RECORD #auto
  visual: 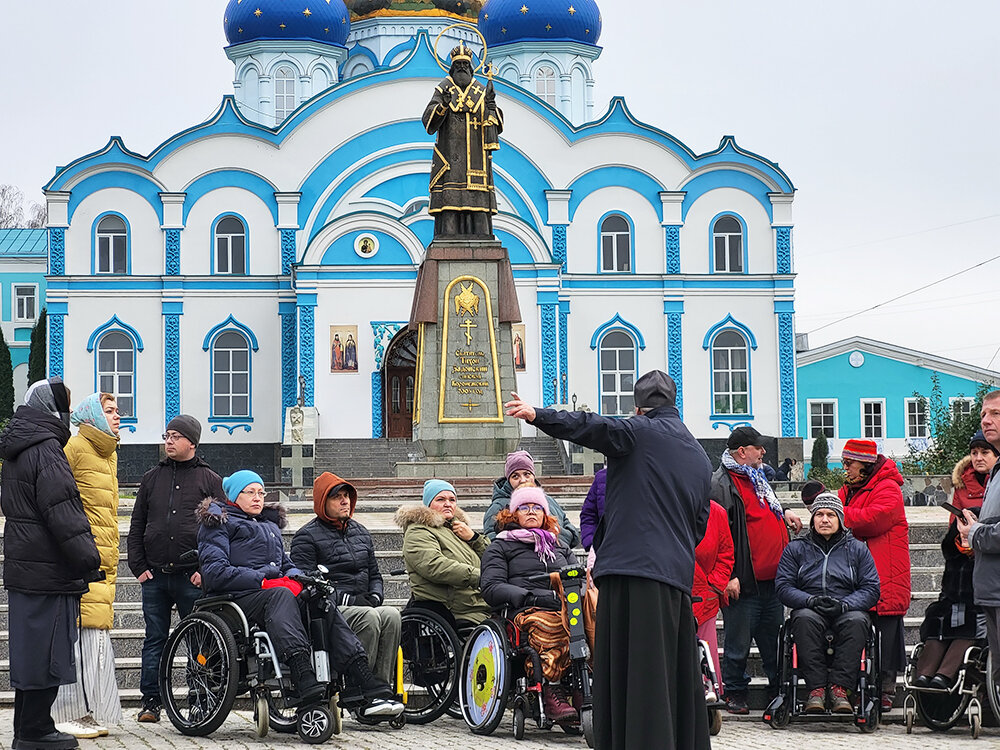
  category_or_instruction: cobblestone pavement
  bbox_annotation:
[1,711,994,750]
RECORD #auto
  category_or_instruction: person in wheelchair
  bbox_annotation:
[395,479,491,631]
[774,493,880,714]
[196,470,402,719]
[479,486,580,725]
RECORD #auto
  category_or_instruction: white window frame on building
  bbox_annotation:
[96,331,135,418]
[13,284,38,322]
[96,215,127,274]
[215,215,248,274]
[950,396,975,419]
[711,330,750,416]
[212,331,251,418]
[807,399,838,439]
[860,398,885,439]
[274,66,297,121]
[905,397,929,439]
[599,330,637,417]
[535,65,557,106]
[600,214,631,272]
[712,215,744,273]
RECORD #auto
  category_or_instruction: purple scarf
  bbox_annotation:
[496,527,558,562]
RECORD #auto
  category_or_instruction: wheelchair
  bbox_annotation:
[763,613,881,732]
[698,635,725,736]
[901,639,998,738]
[458,565,594,747]
[158,568,404,743]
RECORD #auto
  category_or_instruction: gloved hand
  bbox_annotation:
[361,592,383,607]
[523,591,561,611]
[261,576,303,596]
[259,563,282,580]
[813,596,847,619]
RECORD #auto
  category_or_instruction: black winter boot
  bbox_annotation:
[286,652,326,706]
[345,654,393,701]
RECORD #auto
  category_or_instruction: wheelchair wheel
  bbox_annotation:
[399,608,462,724]
[267,689,299,734]
[987,650,1000,726]
[329,693,343,735]
[858,698,879,733]
[159,611,240,736]
[253,694,269,737]
[297,704,335,744]
[513,704,525,740]
[915,688,970,731]
[581,707,594,748]
[460,620,511,736]
[709,707,723,736]
[970,698,982,739]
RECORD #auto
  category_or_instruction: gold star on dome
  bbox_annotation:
[279,22,287,29]
[501,27,507,34]
[568,5,576,14]
[237,0,242,4]
[254,8,262,17]
[238,27,243,33]
[545,23,552,30]
[324,27,329,33]
[484,13,489,20]
[341,16,346,23]
[303,8,312,17]
[520,5,529,13]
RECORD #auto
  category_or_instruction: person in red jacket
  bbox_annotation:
[838,438,911,711]
[692,500,734,698]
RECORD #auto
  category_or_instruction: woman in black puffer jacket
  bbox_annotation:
[1,378,102,750]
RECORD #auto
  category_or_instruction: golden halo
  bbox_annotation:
[433,22,488,74]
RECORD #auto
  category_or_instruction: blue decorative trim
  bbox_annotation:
[596,211,636,274]
[164,313,180,424]
[119,423,137,433]
[702,314,758,350]
[667,310,684,418]
[210,423,253,434]
[209,213,250,275]
[67,171,164,224]
[49,313,65,378]
[665,225,680,274]
[201,314,260,351]
[552,225,567,271]
[91,212,132,275]
[569,169,664,222]
[777,311,796,437]
[300,305,315,407]
[382,37,417,67]
[371,321,406,436]
[590,313,646,350]
[776,226,792,274]
[682,170,775,223]
[87,315,145,352]
[182,171,279,225]
[371,321,406,372]
[165,229,181,275]
[540,303,558,407]
[711,419,754,431]
[371,371,384,439]
[558,300,569,404]
[281,229,296,275]
[49,228,65,275]
[281,311,297,429]
[708,212,748,275]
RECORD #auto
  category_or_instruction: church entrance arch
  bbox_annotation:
[383,327,418,439]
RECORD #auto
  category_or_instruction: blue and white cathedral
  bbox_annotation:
[41,0,798,472]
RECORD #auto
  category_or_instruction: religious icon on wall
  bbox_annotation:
[330,325,359,372]
[512,323,526,372]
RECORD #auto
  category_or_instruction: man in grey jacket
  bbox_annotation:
[958,391,1000,689]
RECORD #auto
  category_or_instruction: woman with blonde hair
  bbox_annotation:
[52,393,123,737]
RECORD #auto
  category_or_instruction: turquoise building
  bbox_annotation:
[0,229,47,405]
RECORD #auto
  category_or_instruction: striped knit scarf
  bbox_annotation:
[721,449,785,522]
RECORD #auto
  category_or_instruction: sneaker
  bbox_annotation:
[830,685,852,714]
[137,697,161,723]
[77,716,108,738]
[359,698,404,718]
[804,687,826,714]
[51,722,98,741]
[724,693,749,715]
[880,692,894,712]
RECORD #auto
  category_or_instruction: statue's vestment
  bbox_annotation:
[422,75,503,215]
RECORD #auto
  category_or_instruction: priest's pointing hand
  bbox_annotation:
[505,392,535,423]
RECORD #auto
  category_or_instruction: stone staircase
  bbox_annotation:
[0,479,951,710]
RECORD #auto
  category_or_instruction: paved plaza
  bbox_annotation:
[1,711,992,750]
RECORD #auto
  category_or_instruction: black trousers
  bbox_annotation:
[234,588,311,661]
[593,576,709,750]
[790,608,870,690]
[14,687,59,740]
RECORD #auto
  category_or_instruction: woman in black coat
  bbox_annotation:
[1,378,102,750]
[479,486,578,725]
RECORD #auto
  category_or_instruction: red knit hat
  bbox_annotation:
[842,439,878,463]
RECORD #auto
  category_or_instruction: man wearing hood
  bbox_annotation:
[2,378,103,750]
[291,472,401,688]
[774,493,880,714]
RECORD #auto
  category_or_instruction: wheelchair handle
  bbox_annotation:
[526,565,587,585]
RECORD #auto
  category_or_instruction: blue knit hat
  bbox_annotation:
[223,470,265,502]
[422,479,456,507]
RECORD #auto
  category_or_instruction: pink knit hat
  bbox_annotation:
[509,486,549,516]
[504,450,535,479]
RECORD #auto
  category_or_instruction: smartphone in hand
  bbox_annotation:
[940,502,972,520]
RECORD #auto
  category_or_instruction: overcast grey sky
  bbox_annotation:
[2,1,997,367]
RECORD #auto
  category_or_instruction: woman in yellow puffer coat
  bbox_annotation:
[52,393,123,736]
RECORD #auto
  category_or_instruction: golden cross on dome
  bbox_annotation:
[303,8,312,17]
[254,8,262,17]
[520,5,529,13]
[568,5,576,14]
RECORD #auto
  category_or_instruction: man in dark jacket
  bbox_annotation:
[291,472,401,687]
[2,378,102,750]
[506,370,712,750]
[709,425,802,714]
[774,493,880,713]
[126,415,225,722]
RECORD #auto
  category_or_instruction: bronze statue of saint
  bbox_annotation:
[422,42,503,240]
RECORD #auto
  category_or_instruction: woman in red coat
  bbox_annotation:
[838,438,911,711]
[692,500,734,698]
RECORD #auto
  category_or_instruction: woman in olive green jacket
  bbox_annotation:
[394,480,490,628]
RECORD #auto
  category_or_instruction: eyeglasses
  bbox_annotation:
[162,432,187,443]
[240,489,268,499]
[516,504,544,513]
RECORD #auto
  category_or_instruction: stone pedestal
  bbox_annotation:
[281,405,318,486]
[408,241,521,462]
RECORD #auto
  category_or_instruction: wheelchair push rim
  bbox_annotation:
[399,608,462,724]
[460,620,511,735]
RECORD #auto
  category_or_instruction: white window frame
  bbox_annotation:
[599,330,637,417]
[950,396,975,419]
[96,215,127,274]
[212,331,251,419]
[600,214,631,272]
[713,215,744,273]
[13,283,38,322]
[96,331,135,418]
[860,398,886,439]
[274,66,296,121]
[535,65,557,106]
[905,397,929,439]
[807,399,838,439]
[215,216,247,275]
[711,331,750,415]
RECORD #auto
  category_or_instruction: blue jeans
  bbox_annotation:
[720,579,783,695]
[140,571,201,700]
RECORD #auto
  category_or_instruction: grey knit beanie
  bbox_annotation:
[810,492,844,527]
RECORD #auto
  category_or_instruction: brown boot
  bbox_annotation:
[542,684,579,723]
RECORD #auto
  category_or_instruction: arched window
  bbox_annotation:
[599,331,636,416]
[535,65,556,105]
[274,66,296,121]
[97,331,135,417]
[215,215,247,274]
[600,214,631,272]
[96,215,127,274]
[713,215,744,273]
[212,331,250,418]
[712,330,749,415]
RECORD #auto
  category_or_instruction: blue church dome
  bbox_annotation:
[224,0,351,47]
[479,0,601,47]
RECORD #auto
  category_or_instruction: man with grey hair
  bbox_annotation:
[505,370,712,750]
[957,390,1000,692]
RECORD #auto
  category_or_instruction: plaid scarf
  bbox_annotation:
[496,527,558,562]
[721,449,785,521]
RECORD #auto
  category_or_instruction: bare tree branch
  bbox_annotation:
[0,185,25,229]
